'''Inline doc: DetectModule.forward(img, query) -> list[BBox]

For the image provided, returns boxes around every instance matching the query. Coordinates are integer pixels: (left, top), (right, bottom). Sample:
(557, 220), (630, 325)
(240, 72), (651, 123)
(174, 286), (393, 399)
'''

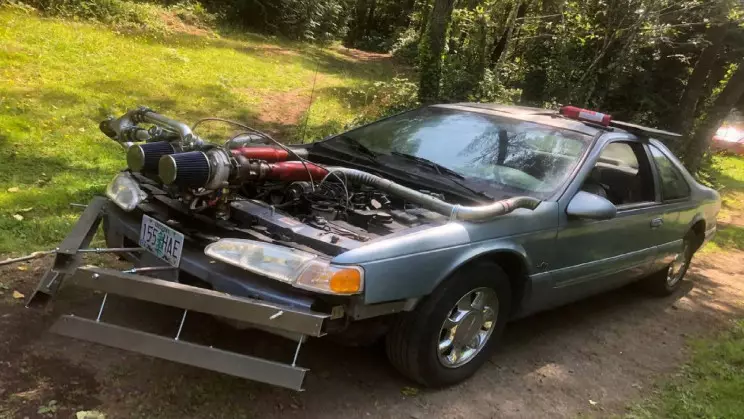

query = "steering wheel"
(489, 166), (544, 191)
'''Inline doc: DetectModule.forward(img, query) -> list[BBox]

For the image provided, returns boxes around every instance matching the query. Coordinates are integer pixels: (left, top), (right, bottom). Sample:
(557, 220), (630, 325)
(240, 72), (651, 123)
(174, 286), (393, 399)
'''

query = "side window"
(649, 145), (691, 200)
(581, 141), (655, 206)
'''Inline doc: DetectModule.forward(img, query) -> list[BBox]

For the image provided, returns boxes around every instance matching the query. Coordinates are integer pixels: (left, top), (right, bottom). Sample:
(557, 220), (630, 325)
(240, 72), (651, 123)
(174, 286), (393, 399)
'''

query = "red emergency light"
(559, 106), (612, 127)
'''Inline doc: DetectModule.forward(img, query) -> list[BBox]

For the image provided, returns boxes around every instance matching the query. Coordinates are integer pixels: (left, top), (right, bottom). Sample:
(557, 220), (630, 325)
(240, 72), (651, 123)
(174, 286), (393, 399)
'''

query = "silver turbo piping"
(326, 167), (541, 222)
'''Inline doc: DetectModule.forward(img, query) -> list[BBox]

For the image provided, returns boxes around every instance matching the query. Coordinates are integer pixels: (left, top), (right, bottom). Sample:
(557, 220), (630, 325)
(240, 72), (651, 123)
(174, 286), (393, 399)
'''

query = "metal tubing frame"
(27, 196), (330, 390)
(51, 315), (308, 391)
(64, 266), (328, 337)
(27, 197), (108, 306)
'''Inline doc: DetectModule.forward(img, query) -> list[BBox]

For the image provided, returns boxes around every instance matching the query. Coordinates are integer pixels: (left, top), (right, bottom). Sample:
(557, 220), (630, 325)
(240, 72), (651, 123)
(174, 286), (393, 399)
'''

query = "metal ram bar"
(64, 266), (328, 337)
(51, 316), (308, 390)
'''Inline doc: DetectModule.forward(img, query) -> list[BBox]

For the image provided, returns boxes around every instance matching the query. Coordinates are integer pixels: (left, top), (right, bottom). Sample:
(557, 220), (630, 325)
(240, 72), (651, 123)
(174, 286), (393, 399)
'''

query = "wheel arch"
(689, 216), (706, 250)
(431, 245), (532, 317)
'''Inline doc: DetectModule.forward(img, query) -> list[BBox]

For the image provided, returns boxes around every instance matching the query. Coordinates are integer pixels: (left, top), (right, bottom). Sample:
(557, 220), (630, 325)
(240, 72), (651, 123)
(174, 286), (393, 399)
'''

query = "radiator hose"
(326, 167), (541, 222)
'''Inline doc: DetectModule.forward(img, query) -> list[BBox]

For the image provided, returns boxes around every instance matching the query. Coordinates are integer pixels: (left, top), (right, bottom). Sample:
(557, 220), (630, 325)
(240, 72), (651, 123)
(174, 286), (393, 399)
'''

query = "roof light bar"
(559, 106), (612, 127)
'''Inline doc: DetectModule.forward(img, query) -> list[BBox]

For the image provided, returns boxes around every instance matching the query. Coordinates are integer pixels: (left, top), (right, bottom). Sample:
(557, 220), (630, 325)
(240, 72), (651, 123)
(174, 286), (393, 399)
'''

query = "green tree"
(418, 0), (456, 103)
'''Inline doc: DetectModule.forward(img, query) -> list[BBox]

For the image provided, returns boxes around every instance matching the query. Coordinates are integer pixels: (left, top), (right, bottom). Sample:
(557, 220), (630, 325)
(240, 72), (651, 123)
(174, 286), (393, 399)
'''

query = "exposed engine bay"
(103, 107), (540, 257)
(102, 107), (463, 256)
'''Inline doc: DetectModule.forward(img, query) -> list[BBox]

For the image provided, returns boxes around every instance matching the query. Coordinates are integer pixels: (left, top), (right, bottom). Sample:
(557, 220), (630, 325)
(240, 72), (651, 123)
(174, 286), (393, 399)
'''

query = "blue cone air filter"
(159, 151), (210, 187)
(127, 141), (176, 172)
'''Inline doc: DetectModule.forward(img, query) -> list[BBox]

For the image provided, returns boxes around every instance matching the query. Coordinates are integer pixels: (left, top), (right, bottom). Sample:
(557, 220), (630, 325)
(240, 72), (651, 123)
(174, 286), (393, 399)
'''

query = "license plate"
(139, 214), (184, 267)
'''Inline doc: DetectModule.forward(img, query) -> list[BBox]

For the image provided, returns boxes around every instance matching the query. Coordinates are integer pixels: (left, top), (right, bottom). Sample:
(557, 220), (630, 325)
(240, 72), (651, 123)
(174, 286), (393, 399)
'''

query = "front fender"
(432, 241), (531, 290)
(349, 237), (533, 304)
(336, 203), (557, 305)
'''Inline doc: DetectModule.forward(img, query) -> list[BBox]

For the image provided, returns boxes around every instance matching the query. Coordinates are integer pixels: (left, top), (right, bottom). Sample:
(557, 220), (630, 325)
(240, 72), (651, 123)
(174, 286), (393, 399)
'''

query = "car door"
(546, 137), (661, 308)
(646, 143), (694, 271)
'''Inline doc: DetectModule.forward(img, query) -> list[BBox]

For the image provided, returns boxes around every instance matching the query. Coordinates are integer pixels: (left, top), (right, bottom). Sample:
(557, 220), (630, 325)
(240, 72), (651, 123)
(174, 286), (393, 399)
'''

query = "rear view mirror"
(566, 191), (617, 220)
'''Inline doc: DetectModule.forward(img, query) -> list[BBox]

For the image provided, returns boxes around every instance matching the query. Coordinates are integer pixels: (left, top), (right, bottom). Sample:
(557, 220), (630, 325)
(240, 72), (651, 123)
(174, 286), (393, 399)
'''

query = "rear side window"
(649, 145), (690, 200)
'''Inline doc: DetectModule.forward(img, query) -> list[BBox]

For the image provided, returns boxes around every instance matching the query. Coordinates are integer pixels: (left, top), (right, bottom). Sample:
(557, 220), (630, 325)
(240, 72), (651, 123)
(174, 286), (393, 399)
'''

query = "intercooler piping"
(139, 110), (197, 145)
(326, 167), (541, 222)
(102, 107), (202, 150)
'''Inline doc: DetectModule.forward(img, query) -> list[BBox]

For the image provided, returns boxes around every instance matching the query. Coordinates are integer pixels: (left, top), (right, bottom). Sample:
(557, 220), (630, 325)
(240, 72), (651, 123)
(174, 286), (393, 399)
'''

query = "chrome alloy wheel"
(667, 240), (691, 287)
(437, 287), (498, 368)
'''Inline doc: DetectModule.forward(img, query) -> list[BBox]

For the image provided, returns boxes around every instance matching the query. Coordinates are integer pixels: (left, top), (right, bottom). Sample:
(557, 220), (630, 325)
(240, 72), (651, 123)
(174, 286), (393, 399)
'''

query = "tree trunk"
(418, 0), (456, 103)
(417, 0), (433, 39)
(521, 0), (560, 104)
(694, 57), (729, 119)
(671, 23), (728, 135)
(685, 62), (744, 172)
(365, 0), (377, 37)
(398, 0), (417, 29)
(489, 1), (526, 69)
(349, 0), (370, 45)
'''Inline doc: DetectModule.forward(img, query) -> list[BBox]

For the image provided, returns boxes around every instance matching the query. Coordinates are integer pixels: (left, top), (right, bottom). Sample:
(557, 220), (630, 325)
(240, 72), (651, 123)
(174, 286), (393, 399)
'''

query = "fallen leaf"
(76, 410), (106, 419)
(7, 187), (19, 193)
(401, 386), (419, 397)
(589, 400), (598, 406)
(12, 214), (23, 221)
(18, 207), (33, 213)
(17, 265), (28, 271)
(12, 290), (25, 299)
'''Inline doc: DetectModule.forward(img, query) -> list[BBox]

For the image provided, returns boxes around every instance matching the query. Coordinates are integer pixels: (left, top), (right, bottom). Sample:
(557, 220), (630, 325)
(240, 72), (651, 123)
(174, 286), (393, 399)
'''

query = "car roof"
(433, 103), (602, 137)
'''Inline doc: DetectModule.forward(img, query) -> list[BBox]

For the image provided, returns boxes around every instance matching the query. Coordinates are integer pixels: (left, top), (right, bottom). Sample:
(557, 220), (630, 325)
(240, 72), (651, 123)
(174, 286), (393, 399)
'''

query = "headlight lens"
(106, 172), (146, 211)
(204, 239), (364, 295)
(295, 260), (363, 294)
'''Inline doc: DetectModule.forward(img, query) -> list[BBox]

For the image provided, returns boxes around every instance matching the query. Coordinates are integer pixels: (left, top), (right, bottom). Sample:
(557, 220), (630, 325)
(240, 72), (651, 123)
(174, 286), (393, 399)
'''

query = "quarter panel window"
(649, 145), (691, 200)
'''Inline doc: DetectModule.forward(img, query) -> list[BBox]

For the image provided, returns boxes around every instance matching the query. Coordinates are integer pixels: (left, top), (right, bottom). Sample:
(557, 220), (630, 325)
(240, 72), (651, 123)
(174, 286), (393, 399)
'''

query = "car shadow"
(24, 254), (741, 419)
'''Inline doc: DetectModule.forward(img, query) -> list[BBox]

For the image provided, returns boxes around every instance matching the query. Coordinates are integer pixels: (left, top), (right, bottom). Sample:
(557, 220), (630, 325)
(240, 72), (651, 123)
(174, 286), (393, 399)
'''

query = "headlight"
(204, 239), (364, 295)
(106, 172), (146, 211)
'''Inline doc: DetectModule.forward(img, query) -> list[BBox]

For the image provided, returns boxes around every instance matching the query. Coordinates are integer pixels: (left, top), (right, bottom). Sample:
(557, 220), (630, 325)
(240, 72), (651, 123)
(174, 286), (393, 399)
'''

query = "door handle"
(650, 218), (664, 228)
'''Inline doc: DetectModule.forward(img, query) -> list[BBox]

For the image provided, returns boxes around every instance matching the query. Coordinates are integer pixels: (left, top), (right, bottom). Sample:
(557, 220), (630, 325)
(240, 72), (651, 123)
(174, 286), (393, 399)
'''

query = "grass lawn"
(627, 321), (744, 418)
(627, 154), (744, 418)
(0, 7), (403, 253)
(703, 154), (744, 252)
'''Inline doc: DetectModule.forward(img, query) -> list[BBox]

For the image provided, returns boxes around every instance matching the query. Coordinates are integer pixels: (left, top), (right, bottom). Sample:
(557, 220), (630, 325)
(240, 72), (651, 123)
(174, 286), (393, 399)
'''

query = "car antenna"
(299, 58), (320, 142)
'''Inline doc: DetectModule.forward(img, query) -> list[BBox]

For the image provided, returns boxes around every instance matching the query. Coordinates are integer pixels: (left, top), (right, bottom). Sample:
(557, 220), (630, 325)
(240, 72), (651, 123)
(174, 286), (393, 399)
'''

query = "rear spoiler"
(609, 120), (683, 142)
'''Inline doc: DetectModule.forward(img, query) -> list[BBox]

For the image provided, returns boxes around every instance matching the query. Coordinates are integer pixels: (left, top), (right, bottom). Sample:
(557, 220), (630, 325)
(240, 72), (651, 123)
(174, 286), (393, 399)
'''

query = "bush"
(346, 77), (420, 128)
(12, 0), (173, 30)
(169, 0), (218, 28)
(352, 31), (393, 53)
(390, 27), (419, 65)
(470, 69), (521, 104)
(212, 0), (350, 44)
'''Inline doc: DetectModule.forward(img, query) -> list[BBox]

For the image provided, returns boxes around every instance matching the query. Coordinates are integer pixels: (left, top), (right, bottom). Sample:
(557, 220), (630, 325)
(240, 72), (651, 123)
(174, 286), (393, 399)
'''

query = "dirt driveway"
(1, 248), (743, 419)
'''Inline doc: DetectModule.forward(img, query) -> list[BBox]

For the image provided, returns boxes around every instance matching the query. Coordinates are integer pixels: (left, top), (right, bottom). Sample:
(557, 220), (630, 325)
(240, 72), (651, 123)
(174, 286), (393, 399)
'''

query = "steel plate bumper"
(27, 197), (331, 390)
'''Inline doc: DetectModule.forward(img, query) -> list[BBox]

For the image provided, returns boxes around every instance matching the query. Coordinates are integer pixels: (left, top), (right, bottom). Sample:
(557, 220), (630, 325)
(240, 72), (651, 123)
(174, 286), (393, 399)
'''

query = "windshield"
(331, 106), (593, 198)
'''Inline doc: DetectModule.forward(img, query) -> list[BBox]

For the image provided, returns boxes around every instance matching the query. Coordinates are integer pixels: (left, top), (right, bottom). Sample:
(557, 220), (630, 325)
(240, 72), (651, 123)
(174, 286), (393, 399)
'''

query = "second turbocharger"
(157, 147), (329, 190)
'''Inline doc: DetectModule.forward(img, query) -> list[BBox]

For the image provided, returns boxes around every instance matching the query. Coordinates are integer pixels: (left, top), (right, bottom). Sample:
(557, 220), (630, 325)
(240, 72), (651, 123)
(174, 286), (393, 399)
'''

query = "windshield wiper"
(389, 152), (493, 200)
(390, 152), (464, 179)
(336, 135), (379, 161)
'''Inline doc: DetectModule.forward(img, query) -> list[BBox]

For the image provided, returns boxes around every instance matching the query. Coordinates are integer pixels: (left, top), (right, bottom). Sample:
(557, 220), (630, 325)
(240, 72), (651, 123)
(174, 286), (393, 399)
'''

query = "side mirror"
(566, 191), (617, 220)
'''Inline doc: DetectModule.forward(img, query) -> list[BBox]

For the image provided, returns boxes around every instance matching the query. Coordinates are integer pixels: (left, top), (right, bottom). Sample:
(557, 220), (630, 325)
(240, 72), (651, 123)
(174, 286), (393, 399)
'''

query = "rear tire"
(640, 231), (697, 296)
(385, 261), (511, 387)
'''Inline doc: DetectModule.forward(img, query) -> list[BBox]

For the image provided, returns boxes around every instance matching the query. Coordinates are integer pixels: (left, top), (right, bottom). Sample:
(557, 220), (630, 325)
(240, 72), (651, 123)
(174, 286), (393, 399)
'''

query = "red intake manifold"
(264, 161), (329, 181)
(231, 146), (290, 162)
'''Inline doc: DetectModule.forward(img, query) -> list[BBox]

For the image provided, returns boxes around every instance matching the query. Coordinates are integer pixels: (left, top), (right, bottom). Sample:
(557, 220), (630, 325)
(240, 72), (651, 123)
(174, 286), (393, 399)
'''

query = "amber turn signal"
(329, 268), (362, 293)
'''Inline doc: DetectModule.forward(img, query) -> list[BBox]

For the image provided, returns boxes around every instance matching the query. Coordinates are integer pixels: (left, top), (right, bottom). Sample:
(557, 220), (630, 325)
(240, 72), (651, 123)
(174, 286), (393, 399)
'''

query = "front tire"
(385, 262), (511, 387)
